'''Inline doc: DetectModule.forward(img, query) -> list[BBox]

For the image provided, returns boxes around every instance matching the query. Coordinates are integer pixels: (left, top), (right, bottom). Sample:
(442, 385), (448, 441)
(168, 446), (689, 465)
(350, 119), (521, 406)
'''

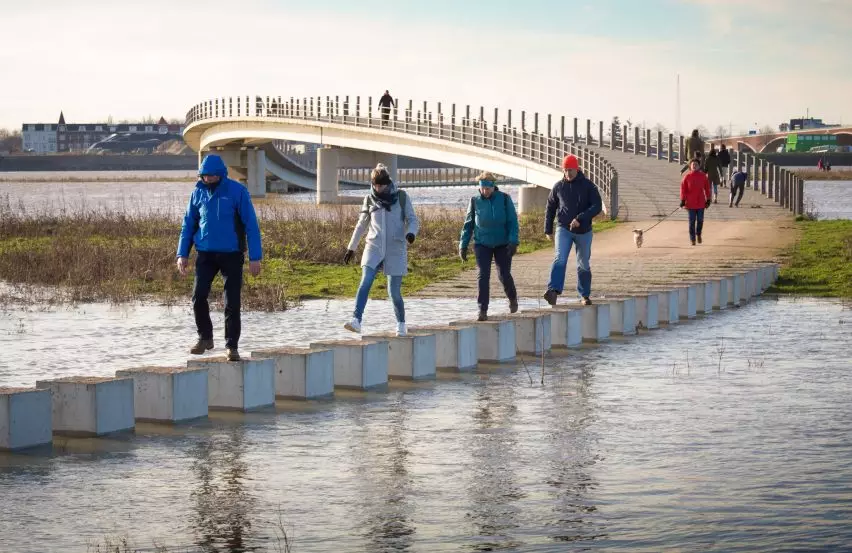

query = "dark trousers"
(474, 244), (517, 312)
(380, 107), (391, 125)
(729, 181), (744, 206)
(192, 251), (244, 349)
(688, 209), (705, 241)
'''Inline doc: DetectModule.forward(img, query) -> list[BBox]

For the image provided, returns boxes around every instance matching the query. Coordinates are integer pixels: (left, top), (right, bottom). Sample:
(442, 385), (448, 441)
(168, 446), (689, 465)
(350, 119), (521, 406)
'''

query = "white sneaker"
(344, 317), (362, 333)
(396, 322), (407, 337)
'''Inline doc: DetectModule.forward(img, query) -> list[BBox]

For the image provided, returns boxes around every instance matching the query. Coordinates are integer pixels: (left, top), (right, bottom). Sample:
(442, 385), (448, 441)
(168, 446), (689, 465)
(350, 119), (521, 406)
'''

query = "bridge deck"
(595, 147), (790, 222)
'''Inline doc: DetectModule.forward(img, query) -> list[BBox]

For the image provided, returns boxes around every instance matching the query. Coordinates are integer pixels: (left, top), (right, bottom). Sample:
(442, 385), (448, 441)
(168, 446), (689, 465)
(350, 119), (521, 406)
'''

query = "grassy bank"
(770, 219), (852, 298)
(0, 200), (613, 310)
(794, 169), (852, 181)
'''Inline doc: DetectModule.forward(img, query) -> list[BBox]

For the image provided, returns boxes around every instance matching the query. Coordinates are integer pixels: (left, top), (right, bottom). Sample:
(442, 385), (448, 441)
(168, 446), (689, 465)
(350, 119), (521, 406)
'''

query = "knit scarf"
(370, 186), (398, 211)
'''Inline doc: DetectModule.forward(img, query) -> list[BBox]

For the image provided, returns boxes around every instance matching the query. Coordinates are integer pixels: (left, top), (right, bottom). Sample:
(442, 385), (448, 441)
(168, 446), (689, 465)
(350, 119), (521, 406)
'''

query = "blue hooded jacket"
(177, 155), (263, 261)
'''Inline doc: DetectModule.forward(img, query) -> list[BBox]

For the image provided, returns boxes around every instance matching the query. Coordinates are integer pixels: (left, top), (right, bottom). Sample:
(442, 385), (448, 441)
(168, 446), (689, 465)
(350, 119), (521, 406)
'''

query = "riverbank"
(770, 219), (852, 298)
(0, 202), (590, 310)
(794, 169), (852, 181)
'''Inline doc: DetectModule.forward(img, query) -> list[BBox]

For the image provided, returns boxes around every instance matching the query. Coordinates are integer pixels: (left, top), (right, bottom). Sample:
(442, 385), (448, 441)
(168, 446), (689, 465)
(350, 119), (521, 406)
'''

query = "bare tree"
(652, 123), (669, 135)
(0, 128), (22, 152)
(697, 125), (710, 139)
(714, 125), (730, 139)
(759, 125), (775, 135)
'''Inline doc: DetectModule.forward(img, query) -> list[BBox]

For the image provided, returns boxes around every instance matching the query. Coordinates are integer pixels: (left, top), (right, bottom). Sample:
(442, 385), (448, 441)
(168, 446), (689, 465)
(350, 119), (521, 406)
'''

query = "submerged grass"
(770, 219), (852, 298)
(0, 198), (615, 310)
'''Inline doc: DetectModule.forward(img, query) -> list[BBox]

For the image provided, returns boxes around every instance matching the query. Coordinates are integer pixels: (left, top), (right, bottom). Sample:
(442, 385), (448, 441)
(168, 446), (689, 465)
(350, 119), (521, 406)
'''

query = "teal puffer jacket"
(459, 189), (519, 250)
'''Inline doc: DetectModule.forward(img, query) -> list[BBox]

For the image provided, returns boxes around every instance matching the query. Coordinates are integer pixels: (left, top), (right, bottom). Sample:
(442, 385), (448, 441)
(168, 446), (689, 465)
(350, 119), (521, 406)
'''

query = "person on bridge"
(680, 158), (712, 245)
(177, 154), (262, 362)
(343, 163), (419, 336)
(543, 154), (602, 306)
(729, 168), (748, 207)
(718, 144), (731, 184)
(681, 129), (706, 174)
(459, 171), (520, 321)
(378, 91), (397, 126)
(704, 146), (722, 203)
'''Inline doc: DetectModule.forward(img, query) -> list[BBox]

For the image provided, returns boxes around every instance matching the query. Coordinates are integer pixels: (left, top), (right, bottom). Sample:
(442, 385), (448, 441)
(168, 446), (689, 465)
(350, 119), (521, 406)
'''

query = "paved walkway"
(416, 219), (798, 301)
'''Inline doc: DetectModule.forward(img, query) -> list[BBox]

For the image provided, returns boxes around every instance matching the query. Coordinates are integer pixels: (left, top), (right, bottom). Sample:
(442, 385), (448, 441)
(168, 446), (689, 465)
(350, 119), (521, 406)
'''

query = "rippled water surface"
(1, 297), (851, 552)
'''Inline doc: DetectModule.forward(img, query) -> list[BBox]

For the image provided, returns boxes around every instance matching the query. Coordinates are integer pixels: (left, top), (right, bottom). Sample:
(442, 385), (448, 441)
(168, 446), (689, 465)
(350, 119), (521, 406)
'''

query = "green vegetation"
(0, 199), (616, 310)
(770, 220), (852, 298)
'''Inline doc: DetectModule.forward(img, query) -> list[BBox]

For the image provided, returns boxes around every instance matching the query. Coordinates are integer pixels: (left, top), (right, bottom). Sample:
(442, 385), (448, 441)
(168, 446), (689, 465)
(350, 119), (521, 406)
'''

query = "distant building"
(21, 112), (185, 154)
(787, 117), (839, 131)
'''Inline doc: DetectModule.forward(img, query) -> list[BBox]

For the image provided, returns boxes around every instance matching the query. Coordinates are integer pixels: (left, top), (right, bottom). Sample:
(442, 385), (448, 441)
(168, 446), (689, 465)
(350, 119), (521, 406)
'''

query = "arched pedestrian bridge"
(183, 95), (805, 220)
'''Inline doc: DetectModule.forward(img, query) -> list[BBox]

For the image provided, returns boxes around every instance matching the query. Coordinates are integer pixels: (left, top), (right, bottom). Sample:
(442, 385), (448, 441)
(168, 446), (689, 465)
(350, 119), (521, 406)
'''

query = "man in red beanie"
(680, 158), (712, 245)
(543, 154), (602, 306)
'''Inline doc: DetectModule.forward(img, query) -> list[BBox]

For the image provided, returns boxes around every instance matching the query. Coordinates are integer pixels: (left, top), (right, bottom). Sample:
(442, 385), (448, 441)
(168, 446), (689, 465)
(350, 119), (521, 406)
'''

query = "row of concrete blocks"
(0, 264), (779, 451)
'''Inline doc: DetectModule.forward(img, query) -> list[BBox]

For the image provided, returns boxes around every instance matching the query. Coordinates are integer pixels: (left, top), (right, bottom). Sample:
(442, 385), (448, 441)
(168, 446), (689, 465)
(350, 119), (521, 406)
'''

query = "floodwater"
(804, 180), (852, 219)
(0, 170), (849, 219)
(1, 297), (851, 552)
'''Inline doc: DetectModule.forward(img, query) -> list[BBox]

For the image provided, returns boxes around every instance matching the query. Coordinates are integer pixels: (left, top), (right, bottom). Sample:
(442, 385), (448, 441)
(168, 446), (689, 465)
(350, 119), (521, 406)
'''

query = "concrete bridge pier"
(518, 184), (550, 214)
(211, 146), (266, 198)
(246, 148), (267, 198)
(317, 147), (400, 204)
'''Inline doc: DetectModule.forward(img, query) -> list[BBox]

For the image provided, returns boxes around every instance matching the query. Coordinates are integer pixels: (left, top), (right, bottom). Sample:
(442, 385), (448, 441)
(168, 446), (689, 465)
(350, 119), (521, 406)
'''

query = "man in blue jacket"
(177, 154), (263, 361)
(543, 154), (602, 306)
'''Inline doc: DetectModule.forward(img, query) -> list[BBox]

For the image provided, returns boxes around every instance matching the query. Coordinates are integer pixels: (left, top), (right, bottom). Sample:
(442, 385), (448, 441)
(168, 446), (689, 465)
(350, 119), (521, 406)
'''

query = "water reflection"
(190, 427), (258, 552)
(466, 378), (525, 551)
(545, 362), (607, 544)
(352, 396), (416, 552)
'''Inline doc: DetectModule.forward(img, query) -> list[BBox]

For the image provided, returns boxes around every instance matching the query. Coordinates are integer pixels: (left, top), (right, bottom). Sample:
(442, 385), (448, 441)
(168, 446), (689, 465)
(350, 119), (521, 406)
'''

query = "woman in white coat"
(343, 163), (419, 336)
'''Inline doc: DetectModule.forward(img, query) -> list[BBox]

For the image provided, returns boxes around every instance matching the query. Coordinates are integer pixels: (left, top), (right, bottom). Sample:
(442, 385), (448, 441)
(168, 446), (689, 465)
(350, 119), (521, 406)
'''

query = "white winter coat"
(347, 185), (420, 276)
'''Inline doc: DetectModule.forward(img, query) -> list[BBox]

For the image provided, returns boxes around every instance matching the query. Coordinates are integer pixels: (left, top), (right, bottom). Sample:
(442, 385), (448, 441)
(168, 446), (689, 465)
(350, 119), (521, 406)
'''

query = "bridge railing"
(185, 95), (619, 219)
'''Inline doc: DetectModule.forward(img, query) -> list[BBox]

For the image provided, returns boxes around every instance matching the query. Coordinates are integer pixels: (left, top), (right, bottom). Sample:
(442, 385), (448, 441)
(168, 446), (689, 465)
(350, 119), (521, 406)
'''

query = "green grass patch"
(769, 220), (852, 298)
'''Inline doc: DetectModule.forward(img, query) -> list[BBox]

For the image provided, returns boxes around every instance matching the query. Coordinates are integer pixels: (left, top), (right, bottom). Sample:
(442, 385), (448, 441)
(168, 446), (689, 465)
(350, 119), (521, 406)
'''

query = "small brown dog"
(633, 229), (644, 248)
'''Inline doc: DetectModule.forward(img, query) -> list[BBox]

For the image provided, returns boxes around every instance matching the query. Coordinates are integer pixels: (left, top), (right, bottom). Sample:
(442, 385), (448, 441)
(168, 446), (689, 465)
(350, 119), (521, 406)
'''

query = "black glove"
(507, 243), (518, 257)
(705, 199), (712, 209)
(343, 249), (354, 264)
(679, 200), (685, 208)
(406, 233), (415, 244)
(459, 248), (468, 262)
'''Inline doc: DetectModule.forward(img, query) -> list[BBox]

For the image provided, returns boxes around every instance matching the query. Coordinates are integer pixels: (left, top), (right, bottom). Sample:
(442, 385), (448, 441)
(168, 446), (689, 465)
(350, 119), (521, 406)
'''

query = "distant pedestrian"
(681, 129), (706, 173)
(817, 157), (824, 171)
(718, 144), (731, 184)
(680, 158), (712, 245)
(343, 163), (419, 336)
(729, 169), (747, 207)
(459, 172), (520, 321)
(177, 154), (263, 362)
(378, 91), (396, 126)
(704, 146), (722, 203)
(543, 154), (602, 306)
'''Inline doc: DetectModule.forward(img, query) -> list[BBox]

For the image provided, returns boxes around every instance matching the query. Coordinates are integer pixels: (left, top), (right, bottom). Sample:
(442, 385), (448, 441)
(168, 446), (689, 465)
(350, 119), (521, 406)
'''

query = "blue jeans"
(548, 226), (593, 298)
(688, 208), (705, 241)
(353, 265), (405, 323)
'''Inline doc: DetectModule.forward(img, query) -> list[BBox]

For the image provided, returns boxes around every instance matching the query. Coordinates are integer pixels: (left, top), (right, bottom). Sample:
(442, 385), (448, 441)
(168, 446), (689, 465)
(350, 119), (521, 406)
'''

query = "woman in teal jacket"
(459, 172), (520, 321)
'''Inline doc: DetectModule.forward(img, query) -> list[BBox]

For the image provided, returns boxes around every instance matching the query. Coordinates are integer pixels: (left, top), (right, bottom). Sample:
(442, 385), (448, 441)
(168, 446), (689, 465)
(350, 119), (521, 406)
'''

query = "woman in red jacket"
(680, 158), (712, 245)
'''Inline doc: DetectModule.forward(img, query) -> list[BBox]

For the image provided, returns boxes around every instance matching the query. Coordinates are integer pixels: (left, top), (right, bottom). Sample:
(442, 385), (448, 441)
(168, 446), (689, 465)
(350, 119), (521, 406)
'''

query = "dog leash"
(641, 206), (682, 234)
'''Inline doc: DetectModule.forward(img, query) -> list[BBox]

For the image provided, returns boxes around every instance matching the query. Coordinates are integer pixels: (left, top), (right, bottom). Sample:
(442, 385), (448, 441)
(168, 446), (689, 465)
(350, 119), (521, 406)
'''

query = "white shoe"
(344, 317), (362, 333)
(396, 322), (407, 337)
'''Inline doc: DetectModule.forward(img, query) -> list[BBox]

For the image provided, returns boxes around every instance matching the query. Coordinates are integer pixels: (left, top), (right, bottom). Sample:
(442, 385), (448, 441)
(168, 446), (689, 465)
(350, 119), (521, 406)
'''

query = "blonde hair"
(476, 171), (497, 182)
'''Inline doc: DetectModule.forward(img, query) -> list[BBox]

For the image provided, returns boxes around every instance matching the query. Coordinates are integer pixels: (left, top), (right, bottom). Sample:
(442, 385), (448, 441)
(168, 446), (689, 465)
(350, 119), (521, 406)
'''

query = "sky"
(1, 0), (850, 135)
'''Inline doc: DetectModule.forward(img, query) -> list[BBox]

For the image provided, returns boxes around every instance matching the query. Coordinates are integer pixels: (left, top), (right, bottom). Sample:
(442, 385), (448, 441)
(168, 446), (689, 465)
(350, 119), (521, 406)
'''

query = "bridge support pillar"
(317, 146), (340, 204)
(518, 184), (550, 214)
(246, 148), (266, 198)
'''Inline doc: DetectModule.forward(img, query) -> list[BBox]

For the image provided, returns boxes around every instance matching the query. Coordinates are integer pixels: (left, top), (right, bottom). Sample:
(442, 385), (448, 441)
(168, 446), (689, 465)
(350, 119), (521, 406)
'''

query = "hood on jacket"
(198, 154), (229, 178)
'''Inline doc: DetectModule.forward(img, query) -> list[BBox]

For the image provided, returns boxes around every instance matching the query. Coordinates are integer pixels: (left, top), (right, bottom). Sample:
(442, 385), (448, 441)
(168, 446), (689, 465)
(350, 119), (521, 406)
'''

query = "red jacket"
(681, 170), (712, 209)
